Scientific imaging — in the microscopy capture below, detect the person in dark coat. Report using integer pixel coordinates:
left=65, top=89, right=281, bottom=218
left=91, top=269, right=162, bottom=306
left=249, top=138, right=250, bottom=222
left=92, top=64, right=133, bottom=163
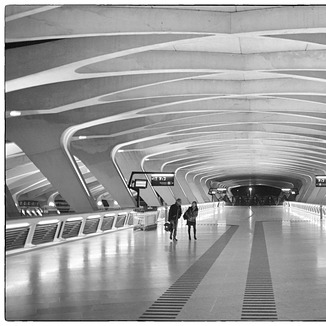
left=185, top=201, right=198, bottom=240
left=168, top=198, right=182, bottom=241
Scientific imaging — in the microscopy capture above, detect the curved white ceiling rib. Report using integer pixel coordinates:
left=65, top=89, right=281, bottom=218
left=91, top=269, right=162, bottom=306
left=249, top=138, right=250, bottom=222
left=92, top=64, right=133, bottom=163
left=5, top=5, right=326, bottom=203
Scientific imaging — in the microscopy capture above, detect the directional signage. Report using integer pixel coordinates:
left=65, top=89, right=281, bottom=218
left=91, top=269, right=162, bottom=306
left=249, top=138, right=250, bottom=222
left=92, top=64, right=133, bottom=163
left=316, top=175, right=326, bottom=187
left=151, top=173, right=174, bottom=186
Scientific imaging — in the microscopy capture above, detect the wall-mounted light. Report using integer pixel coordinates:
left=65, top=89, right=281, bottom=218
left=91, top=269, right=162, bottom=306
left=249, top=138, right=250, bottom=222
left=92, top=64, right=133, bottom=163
left=87, top=215, right=101, bottom=219
left=38, top=219, right=59, bottom=225
left=10, top=111, right=21, bottom=117
left=6, top=222, right=30, bottom=229
left=67, top=217, right=83, bottom=222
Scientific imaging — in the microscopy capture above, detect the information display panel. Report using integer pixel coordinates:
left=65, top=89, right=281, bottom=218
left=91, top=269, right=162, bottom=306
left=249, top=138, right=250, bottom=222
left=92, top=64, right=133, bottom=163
left=208, top=188, right=217, bottom=195
left=134, top=179, right=148, bottom=189
left=316, top=175, right=326, bottom=187
left=151, top=173, right=174, bottom=186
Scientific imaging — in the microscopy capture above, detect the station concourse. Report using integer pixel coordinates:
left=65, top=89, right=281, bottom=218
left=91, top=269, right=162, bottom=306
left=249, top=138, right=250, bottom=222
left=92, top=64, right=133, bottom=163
left=4, top=5, right=326, bottom=322
left=6, top=206, right=326, bottom=321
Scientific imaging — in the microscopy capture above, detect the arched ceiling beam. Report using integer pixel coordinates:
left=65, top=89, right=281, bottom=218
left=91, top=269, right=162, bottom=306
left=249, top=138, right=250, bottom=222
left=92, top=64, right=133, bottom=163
left=5, top=6, right=326, bottom=42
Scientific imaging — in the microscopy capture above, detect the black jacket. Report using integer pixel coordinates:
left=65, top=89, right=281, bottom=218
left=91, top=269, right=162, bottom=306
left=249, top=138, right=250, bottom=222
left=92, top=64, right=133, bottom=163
left=168, top=203, right=182, bottom=221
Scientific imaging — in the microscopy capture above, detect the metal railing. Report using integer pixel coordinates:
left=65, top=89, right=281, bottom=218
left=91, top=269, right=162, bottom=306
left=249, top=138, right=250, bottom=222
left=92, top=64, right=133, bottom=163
left=283, top=201, right=325, bottom=220
left=6, top=202, right=223, bottom=254
left=6, top=208, right=139, bottom=254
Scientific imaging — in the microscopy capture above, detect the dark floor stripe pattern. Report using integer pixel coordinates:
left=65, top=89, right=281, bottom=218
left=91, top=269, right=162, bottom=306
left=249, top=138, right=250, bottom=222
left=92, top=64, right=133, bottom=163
left=241, top=221, right=278, bottom=320
left=139, top=225, right=239, bottom=321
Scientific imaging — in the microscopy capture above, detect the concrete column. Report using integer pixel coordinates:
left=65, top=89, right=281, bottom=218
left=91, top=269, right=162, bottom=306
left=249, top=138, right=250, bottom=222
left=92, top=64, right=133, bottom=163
left=71, top=143, right=136, bottom=208
left=171, top=170, right=193, bottom=204
left=190, top=174, right=209, bottom=203
left=28, top=148, right=98, bottom=212
left=185, top=172, right=205, bottom=203
left=306, top=187, right=326, bottom=205
left=142, top=160, right=176, bottom=205
left=5, top=185, right=20, bottom=219
left=199, top=176, right=211, bottom=202
left=6, top=118, right=97, bottom=213
left=170, top=176, right=189, bottom=204
left=115, top=151, right=161, bottom=206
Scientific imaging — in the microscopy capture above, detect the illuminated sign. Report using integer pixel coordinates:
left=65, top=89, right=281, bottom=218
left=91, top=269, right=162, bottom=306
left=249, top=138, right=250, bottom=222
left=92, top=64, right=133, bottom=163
left=134, top=179, right=148, bottom=189
left=151, top=173, right=174, bottom=186
left=208, top=188, right=217, bottom=195
left=316, top=175, right=326, bottom=187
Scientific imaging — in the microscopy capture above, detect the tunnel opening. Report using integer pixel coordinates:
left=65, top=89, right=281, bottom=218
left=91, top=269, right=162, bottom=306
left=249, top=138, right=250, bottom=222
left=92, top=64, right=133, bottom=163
left=231, top=185, right=285, bottom=206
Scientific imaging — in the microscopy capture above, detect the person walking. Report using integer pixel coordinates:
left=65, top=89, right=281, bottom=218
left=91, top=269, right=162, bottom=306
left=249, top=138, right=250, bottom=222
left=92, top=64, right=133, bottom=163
left=168, top=198, right=182, bottom=241
left=185, top=201, right=198, bottom=240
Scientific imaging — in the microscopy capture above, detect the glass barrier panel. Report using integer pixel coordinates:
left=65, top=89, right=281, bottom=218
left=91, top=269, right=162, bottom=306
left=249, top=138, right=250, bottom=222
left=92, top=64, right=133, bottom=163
left=101, top=215, right=115, bottom=231
left=115, top=214, right=126, bottom=228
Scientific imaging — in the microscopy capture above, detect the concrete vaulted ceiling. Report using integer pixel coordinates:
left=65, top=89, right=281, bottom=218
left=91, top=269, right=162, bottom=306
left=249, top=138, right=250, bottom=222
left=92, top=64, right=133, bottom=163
left=5, top=5, right=326, bottom=209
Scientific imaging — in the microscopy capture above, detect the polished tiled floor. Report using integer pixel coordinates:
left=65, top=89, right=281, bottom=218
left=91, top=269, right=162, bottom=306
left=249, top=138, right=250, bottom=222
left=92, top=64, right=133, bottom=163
left=5, top=206, right=326, bottom=321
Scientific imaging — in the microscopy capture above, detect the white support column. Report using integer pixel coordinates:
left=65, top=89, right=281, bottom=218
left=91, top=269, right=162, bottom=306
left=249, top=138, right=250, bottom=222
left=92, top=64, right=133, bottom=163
left=71, top=143, right=136, bottom=208
left=6, top=118, right=98, bottom=213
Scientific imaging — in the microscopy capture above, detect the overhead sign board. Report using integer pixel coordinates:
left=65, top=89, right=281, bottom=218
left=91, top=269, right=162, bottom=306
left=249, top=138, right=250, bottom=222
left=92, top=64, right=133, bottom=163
left=316, top=175, right=326, bottom=187
left=151, top=173, right=174, bottom=186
